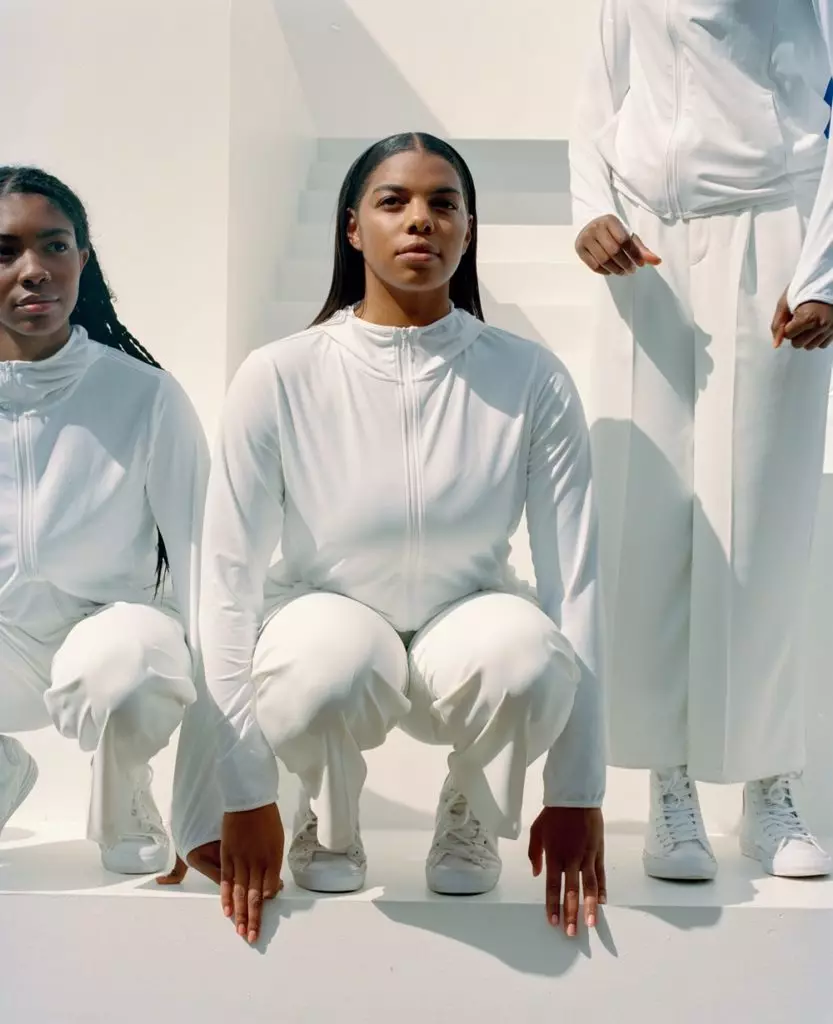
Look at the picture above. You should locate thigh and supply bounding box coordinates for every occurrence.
[0,625,55,732]
[253,592,409,724]
[405,591,577,742]
[51,602,194,710]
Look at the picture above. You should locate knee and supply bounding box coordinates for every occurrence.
[470,607,580,724]
[47,607,194,747]
[257,644,386,745]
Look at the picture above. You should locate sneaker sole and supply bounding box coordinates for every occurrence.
[0,753,39,835]
[290,866,366,894]
[740,838,833,879]
[426,867,501,896]
[642,851,717,882]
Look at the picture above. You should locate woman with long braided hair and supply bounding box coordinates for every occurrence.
[0,166,208,874]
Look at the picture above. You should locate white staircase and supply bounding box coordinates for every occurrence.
[3,138,833,1022]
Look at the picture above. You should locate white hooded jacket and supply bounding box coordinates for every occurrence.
[200,307,605,815]
[570,0,833,309]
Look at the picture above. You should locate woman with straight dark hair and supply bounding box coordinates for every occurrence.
[172,133,605,944]
[0,167,208,873]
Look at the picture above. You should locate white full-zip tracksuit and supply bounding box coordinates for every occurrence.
[0,326,207,848]
[181,306,604,856]
[571,0,833,781]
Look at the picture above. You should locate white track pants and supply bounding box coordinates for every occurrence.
[251,590,579,851]
[0,602,195,845]
[592,191,833,782]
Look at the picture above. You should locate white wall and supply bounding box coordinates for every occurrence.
[0,0,233,436]
[227,0,314,379]
[272,0,599,140]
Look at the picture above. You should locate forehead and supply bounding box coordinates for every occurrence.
[364,149,463,192]
[0,193,75,237]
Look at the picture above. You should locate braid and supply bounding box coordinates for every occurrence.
[0,166,170,594]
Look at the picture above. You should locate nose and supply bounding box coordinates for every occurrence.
[406,197,435,235]
[19,250,51,287]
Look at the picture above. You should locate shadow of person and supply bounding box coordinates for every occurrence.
[373,898,612,977]
[0,839,125,893]
[0,827,35,842]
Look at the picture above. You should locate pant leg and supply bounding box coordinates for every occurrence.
[591,195,697,769]
[0,625,55,733]
[688,197,833,782]
[402,591,579,840]
[252,592,410,851]
[45,602,196,845]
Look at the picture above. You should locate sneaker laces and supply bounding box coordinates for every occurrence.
[756,776,816,846]
[432,787,498,868]
[123,767,165,840]
[657,769,706,848]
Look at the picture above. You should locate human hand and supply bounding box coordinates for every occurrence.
[575,215,661,276]
[220,804,284,944]
[528,806,606,937]
[772,290,833,350]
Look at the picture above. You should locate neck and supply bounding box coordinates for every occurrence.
[0,323,73,363]
[357,276,452,328]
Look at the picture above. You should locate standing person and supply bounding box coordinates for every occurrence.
[571,0,833,880]
[0,167,207,874]
[171,133,606,944]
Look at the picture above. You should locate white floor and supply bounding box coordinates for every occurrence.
[2,821,832,1023]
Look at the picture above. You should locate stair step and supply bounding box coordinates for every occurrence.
[308,138,570,193]
[3,828,832,1023]
[299,189,572,226]
[292,222,579,262]
[276,259,593,305]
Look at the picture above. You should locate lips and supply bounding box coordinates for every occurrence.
[16,297,59,310]
[398,242,438,256]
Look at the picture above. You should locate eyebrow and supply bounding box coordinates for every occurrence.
[372,184,463,196]
[0,228,73,240]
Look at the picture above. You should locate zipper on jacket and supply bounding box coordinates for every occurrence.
[665,0,684,219]
[12,411,37,577]
[398,330,422,622]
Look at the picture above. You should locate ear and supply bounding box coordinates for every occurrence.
[462,214,473,254]
[346,209,362,252]
[78,248,90,271]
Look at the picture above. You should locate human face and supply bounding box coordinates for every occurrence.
[347,149,472,302]
[0,192,88,356]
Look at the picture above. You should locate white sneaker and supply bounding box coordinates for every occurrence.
[287,799,366,893]
[643,767,717,881]
[426,777,501,896]
[99,765,170,875]
[0,736,38,835]
[740,775,832,878]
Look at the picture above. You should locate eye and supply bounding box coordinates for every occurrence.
[0,246,16,262]
[433,199,458,211]
[378,195,403,208]
[47,241,70,253]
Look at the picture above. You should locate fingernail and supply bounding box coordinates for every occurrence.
[237,924,246,937]
[550,914,558,927]
[567,924,576,938]
[248,931,257,944]
[223,907,232,917]
[588,915,596,927]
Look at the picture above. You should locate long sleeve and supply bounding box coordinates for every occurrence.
[146,374,210,647]
[146,374,225,857]
[788,0,833,307]
[525,348,606,808]
[200,348,284,813]
[569,0,631,230]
